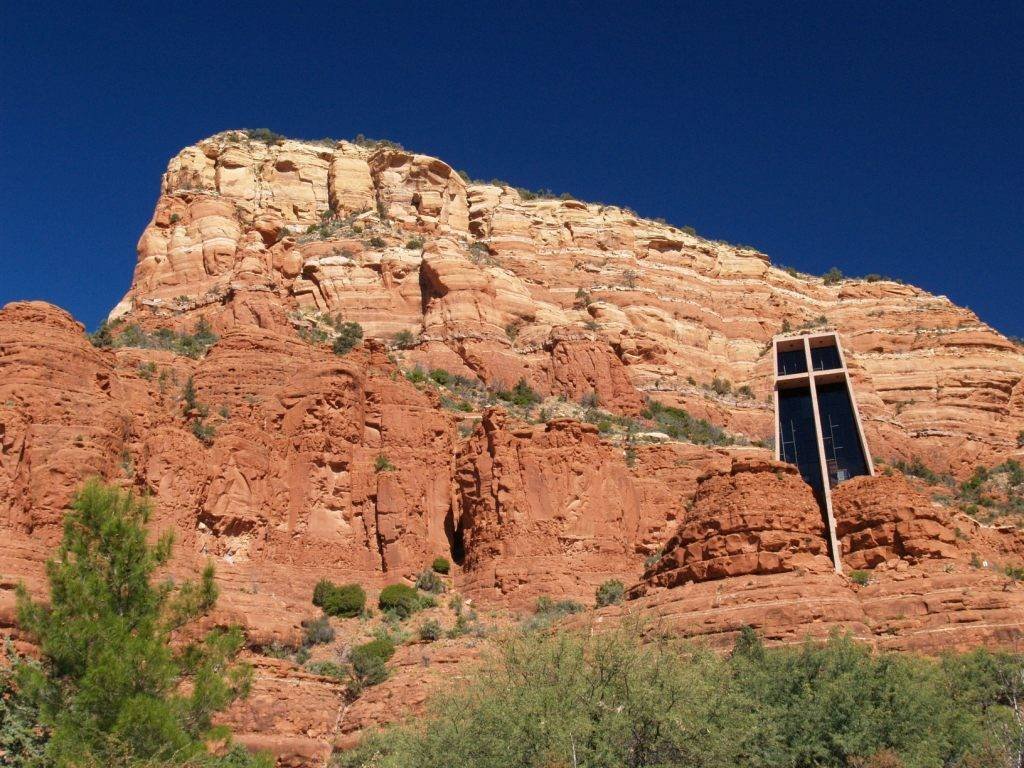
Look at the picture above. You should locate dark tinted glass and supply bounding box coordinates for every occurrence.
[811,344,842,371]
[777,347,807,375]
[778,386,822,494]
[816,381,869,487]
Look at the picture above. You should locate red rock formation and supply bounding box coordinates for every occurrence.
[2,130,1023,765]
[640,458,834,589]
[832,474,961,568]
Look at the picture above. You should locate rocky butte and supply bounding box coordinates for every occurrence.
[1,129,1022,764]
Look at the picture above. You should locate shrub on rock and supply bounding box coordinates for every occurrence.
[595,579,625,607]
[378,583,422,619]
[350,637,395,688]
[312,580,366,618]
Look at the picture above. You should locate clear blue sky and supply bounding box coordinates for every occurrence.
[2,1,1021,336]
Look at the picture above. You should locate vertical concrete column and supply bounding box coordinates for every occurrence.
[804,338,843,573]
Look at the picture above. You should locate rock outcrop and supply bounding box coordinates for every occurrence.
[2,130,1023,765]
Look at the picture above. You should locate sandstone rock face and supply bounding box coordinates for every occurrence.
[626,471,1024,654]
[640,458,834,588]
[832,474,961,568]
[112,132,1023,471]
[2,130,1024,765]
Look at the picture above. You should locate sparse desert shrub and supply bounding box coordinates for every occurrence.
[305,660,346,680]
[535,596,585,617]
[850,570,871,586]
[595,579,625,607]
[643,398,733,446]
[369,236,386,248]
[710,377,732,396]
[429,368,452,386]
[332,321,363,355]
[432,557,451,575]
[392,329,417,349]
[495,378,541,408]
[374,454,395,473]
[301,615,336,647]
[418,619,443,642]
[243,127,286,144]
[378,583,422,619]
[313,580,366,618]
[349,637,395,689]
[822,266,844,285]
[405,237,424,250]
[737,384,755,399]
[415,569,446,594]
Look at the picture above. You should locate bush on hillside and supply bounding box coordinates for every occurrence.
[337,626,1023,768]
[378,583,423,619]
[312,580,366,618]
[595,579,625,607]
[415,569,445,594]
[332,321,363,355]
[349,638,395,689]
[431,557,450,575]
[301,615,335,646]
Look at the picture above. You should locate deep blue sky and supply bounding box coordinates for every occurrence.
[2,1,1022,336]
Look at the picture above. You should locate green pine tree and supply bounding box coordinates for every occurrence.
[14,479,269,767]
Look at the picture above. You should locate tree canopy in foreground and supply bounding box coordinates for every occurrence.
[338,623,1024,768]
[6,479,269,767]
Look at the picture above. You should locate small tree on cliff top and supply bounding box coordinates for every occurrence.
[14,479,269,767]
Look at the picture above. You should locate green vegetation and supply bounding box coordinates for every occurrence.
[349,638,395,691]
[332,321,363,355]
[822,266,845,285]
[378,584,425,619]
[392,329,417,349]
[431,557,451,575]
[338,625,1024,768]
[182,375,215,445]
[710,376,733,396]
[405,237,424,250]
[414,569,446,594]
[495,378,541,408]
[850,570,871,586]
[595,579,625,607]
[521,596,586,631]
[241,128,286,144]
[642,398,733,446]
[11,480,267,767]
[374,454,395,473]
[312,580,366,618]
[1,641,48,765]
[305,660,346,680]
[737,384,755,399]
[90,317,219,359]
[352,134,404,151]
[418,619,442,642]
[301,615,335,647]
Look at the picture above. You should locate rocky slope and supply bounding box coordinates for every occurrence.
[2,130,1023,765]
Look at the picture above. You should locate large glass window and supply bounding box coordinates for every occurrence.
[777,347,807,376]
[778,386,823,494]
[815,381,869,487]
[811,344,842,371]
